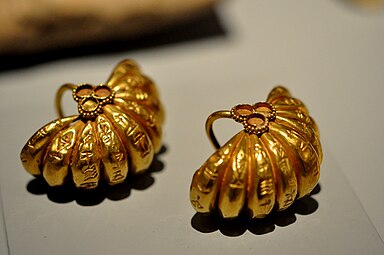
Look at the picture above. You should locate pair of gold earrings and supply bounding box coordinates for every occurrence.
[20,59,322,219]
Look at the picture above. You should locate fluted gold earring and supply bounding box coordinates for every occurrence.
[190,86,322,219]
[20,59,164,189]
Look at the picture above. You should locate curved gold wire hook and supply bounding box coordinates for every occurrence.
[206,103,274,149]
[55,83,77,118]
[205,110,232,150]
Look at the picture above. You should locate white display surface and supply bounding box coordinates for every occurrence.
[0,1,383,254]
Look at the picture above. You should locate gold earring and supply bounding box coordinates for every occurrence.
[20,59,164,189]
[190,86,322,219]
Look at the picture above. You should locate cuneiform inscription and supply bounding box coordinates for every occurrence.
[112,170,125,181]
[198,166,218,193]
[20,153,27,163]
[111,151,126,181]
[191,196,203,209]
[203,166,219,180]
[113,112,136,136]
[279,153,289,169]
[277,97,302,107]
[97,117,126,181]
[27,127,50,153]
[80,182,97,189]
[125,101,157,128]
[254,143,271,176]
[133,131,150,158]
[202,148,229,180]
[283,191,295,208]
[299,141,316,163]
[260,198,272,207]
[197,146,231,193]
[30,121,61,144]
[78,125,99,182]
[229,149,246,189]
[112,112,151,158]
[81,162,98,181]
[259,179,274,196]
[50,130,75,161]
[282,177,296,208]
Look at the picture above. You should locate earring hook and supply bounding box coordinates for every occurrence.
[205,110,232,150]
[55,83,77,118]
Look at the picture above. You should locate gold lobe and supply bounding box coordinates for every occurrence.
[218,132,249,218]
[112,75,164,124]
[273,104,309,115]
[275,115,322,163]
[20,116,78,176]
[95,115,129,185]
[104,105,154,174]
[266,86,292,102]
[42,121,84,186]
[275,109,312,126]
[260,133,298,210]
[106,59,141,87]
[189,131,244,213]
[71,121,102,189]
[114,98,162,153]
[268,125,307,198]
[247,134,275,218]
[269,122,320,197]
[267,87,309,115]
[112,77,159,103]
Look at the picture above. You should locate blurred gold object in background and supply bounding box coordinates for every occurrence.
[0,0,218,54]
[190,87,322,218]
[348,0,384,9]
[20,59,164,189]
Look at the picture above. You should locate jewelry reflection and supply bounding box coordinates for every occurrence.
[190,86,322,219]
[20,59,164,189]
